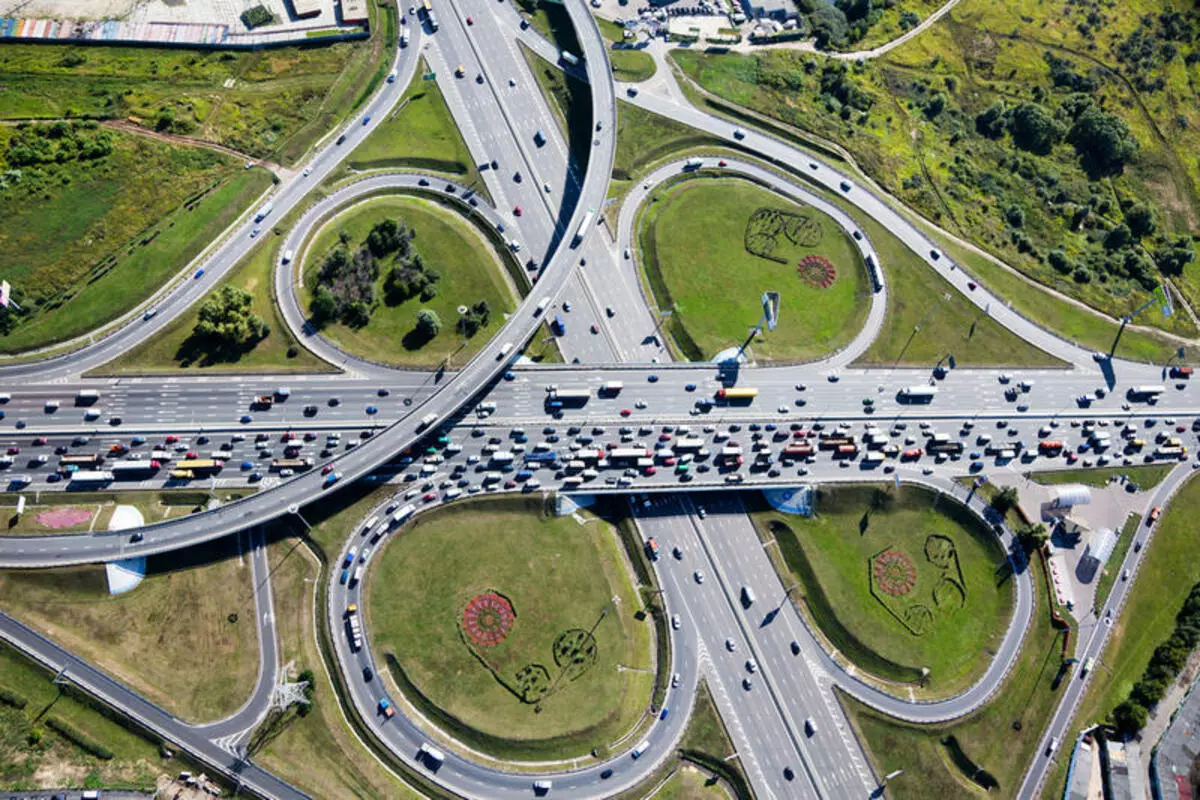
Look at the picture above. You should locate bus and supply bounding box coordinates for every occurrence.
[391,503,416,525]
[175,459,223,474]
[715,387,758,402]
[75,389,100,404]
[898,386,938,402]
[1128,385,1166,399]
[571,208,595,247]
[599,381,624,395]
[674,437,705,451]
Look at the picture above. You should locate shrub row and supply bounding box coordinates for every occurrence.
[1112,579,1200,734]
[46,716,113,760]
[0,686,29,709]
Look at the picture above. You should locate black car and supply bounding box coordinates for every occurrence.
[363,666,374,681]
[600,769,613,780]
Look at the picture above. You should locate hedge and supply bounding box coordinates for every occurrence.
[46,716,114,760]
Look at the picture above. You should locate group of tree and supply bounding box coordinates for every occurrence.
[1112,579,1200,736]
[192,285,269,353]
[383,252,441,305]
[4,121,114,168]
[311,218,417,329]
[975,92,1139,177]
[794,0,898,49]
[456,300,492,337]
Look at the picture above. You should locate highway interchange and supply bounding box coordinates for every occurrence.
[0,0,1194,797]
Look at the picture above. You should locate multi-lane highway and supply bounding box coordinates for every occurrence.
[1,0,1194,795]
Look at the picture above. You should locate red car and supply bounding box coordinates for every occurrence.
[165,435,179,444]
[187,451,198,459]
[620,409,632,417]
[282,432,295,441]
[423,492,437,502]
[1148,507,1162,524]
[304,432,317,441]
[663,457,676,466]
[32,437,47,446]
[322,463,335,475]
[718,159,727,167]
[644,466,657,475]
[514,205,522,216]
[466,15,473,24]
[6,446,19,455]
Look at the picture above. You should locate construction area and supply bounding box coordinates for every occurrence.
[0,0,369,48]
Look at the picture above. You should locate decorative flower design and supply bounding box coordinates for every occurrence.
[797,254,836,289]
[461,592,515,647]
[873,550,918,597]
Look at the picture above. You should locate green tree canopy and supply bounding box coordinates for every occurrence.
[1006,102,1064,155]
[416,308,442,338]
[195,285,268,345]
[1069,107,1139,176]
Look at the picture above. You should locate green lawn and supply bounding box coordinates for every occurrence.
[845,554,1067,798]
[367,496,653,760]
[610,48,657,83]
[0,4,394,165]
[752,484,1015,696]
[299,195,517,368]
[1027,464,1173,490]
[0,489,252,535]
[0,536,259,723]
[612,101,726,183]
[651,768,734,800]
[0,127,272,354]
[1054,474,1200,746]
[0,644,166,791]
[346,59,478,185]
[92,225,332,375]
[639,176,869,362]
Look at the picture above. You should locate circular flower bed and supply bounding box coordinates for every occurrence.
[462,592,515,647]
[873,550,918,597]
[797,254,836,289]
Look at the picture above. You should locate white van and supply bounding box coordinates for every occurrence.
[497,342,513,359]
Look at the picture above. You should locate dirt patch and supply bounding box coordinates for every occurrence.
[35,507,94,529]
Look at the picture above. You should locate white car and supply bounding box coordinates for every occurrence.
[671,614,681,630]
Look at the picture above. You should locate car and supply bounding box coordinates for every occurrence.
[783,766,795,781]
[328,397,341,407]
[46,473,62,483]
[240,415,253,423]
[366,405,379,415]
[336,134,347,145]
[804,717,817,736]
[250,226,262,238]
[322,463,335,475]
[671,673,680,688]
[606,306,615,317]
[600,769,614,780]
[6,447,18,455]
[362,115,371,125]
[725,638,736,652]
[790,640,801,655]
[1148,506,1162,524]
[363,666,374,681]
[514,205,522,216]
[466,14,473,23]
[693,569,704,584]
[194,268,206,279]
[324,472,342,487]
[718,159,727,167]
[742,678,753,691]
[129,532,144,543]
[828,373,839,382]
[590,324,599,334]
[620,408,632,417]
[671,614,681,630]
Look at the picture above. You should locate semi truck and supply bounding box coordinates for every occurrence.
[271,458,313,471]
[546,387,590,406]
[599,381,624,395]
[254,201,274,223]
[175,459,223,474]
[110,460,161,477]
[715,387,758,402]
[571,208,595,247]
[69,470,114,484]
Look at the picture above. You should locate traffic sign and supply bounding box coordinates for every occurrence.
[762,291,781,332]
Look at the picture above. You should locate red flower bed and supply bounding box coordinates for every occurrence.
[462,592,515,647]
[797,254,836,289]
[873,550,917,597]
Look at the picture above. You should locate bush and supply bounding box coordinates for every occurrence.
[46,717,113,760]
[240,4,275,28]
[0,686,29,709]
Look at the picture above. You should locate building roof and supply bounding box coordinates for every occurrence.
[291,0,324,17]
[744,0,795,15]
[1052,484,1092,507]
[341,0,368,23]
[1088,528,1117,565]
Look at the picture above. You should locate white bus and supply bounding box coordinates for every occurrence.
[1129,385,1166,397]
[599,380,624,395]
[571,208,596,247]
[899,386,938,401]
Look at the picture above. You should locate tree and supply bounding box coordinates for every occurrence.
[1155,237,1196,277]
[975,102,1007,138]
[1048,248,1074,274]
[1006,102,1063,155]
[416,309,441,338]
[1017,523,1050,553]
[195,285,268,346]
[991,486,1019,515]
[310,286,336,326]
[808,4,849,49]
[1069,107,1139,176]
[1112,700,1148,735]
[1104,223,1133,251]
[1125,203,1156,238]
